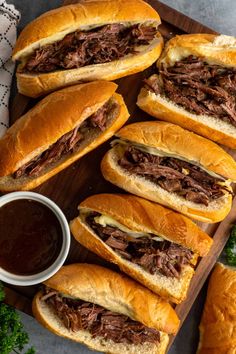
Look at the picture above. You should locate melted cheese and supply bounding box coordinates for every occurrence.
[112,139,226,181]
[93,214,164,241]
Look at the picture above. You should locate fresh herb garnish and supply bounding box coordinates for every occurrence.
[0,281,4,302]
[0,281,35,354]
[225,225,236,266]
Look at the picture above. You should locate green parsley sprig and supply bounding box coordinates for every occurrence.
[0,281,4,302]
[0,281,35,354]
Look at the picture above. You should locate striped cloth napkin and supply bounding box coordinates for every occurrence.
[0,0,20,137]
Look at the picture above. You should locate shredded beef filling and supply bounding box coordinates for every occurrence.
[14,100,118,179]
[119,145,227,206]
[23,24,158,73]
[42,288,160,345]
[144,55,236,127]
[86,213,193,278]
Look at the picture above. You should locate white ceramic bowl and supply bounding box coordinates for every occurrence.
[0,191,71,286]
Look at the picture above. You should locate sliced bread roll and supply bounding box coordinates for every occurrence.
[101,121,235,222]
[197,263,236,354]
[137,34,236,148]
[0,81,129,191]
[13,0,163,97]
[70,194,213,303]
[33,264,179,354]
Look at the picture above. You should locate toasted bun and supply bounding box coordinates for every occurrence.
[116,121,236,181]
[196,348,235,354]
[13,0,161,60]
[101,145,232,223]
[137,87,236,150]
[76,194,212,256]
[73,227,194,304]
[137,34,236,149]
[158,34,236,68]
[197,263,236,354]
[13,0,163,97]
[0,81,129,192]
[16,34,163,98]
[33,292,169,354]
[101,121,233,222]
[37,263,179,334]
[0,81,117,176]
[70,194,212,303]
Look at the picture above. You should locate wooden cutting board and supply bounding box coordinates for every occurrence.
[4,0,235,351]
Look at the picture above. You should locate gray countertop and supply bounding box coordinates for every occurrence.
[8,0,236,353]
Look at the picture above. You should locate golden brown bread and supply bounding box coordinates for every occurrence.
[13,0,161,60]
[71,220,195,304]
[16,36,163,98]
[0,81,129,191]
[198,263,236,354]
[13,0,163,97]
[70,194,212,303]
[101,148,232,223]
[101,121,234,223]
[0,81,117,176]
[137,87,236,149]
[40,264,179,334]
[197,348,236,354]
[32,263,179,353]
[116,121,236,181]
[33,291,169,354]
[137,34,236,148]
[76,194,212,256]
[158,34,236,68]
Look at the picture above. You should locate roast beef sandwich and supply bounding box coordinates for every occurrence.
[33,263,180,354]
[137,34,236,148]
[0,81,129,191]
[70,194,213,303]
[197,263,236,354]
[13,0,163,98]
[101,121,236,223]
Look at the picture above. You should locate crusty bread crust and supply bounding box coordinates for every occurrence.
[158,34,236,68]
[101,145,232,223]
[70,215,196,304]
[137,87,236,150]
[137,34,236,149]
[196,348,236,354]
[33,292,169,354]
[42,264,180,334]
[0,83,129,191]
[197,263,236,354]
[16,35,163,98]
[77,194,212,256]
[70,193,212,303]
[116,121,236,181]
[13,0,161,60]
[13,0,163,97]
[0,81,117,176]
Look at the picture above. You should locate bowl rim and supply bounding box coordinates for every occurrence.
[0,191,71,286]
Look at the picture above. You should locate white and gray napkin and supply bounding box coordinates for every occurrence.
[0,0,20,137]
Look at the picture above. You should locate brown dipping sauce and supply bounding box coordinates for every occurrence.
[0,199,63,275]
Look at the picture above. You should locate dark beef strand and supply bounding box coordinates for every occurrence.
[144,55,236,127]
[24,24,158,73]
[14,100,117,179]
[86,213,193,278]
[42,288,160,345]
[119,145,226,206]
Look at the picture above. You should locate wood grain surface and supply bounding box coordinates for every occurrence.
[4,0,234,351]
